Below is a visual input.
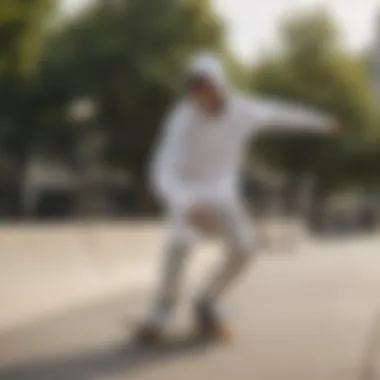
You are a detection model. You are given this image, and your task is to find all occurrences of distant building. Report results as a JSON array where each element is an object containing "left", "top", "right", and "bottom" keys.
[
  {"left": 22, "top": 154, "right": 133, "bottom": 220},
  {"left": 22, "top": 156, "right": 77, "bottom": 219}
]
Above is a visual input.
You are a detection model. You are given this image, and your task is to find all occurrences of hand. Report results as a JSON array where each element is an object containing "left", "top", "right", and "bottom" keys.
[
  {"left": 329, "top": 118, "right": 343, "bottom": 138},
  {"left": 187, "top": 205, "right": 217, "bottom": 233}
]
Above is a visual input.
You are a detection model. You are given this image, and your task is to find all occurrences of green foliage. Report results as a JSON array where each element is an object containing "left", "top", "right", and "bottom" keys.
[
  {"left": 0, "top": 0, "right": 55, "bottom": 164},
  {"left": 0, "top": 0, "right": 54, "bottom": 79},
  {"left": 251, "top": 8, "right": 380, "bottom": 188},
  {"left": 36, "top": 0, "right": 227, "bottom": 178}
]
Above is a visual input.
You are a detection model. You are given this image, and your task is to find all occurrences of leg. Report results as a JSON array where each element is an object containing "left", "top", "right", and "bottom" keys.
[
  {"left": 194, "top": 203, "right": 255, "bottom": 340},
  {"left": 135, "top": 218, "right": 196, "bottom": 343},
  {"left": 198, "top": 203, "right": 254, "bottom": 303},
  {"left": 149, "top": 236, "right": 192, "bottom": 327}
]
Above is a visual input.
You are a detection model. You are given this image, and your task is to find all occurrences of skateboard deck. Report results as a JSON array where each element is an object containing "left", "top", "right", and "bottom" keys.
[{"left": 130, "top": 322, "right": 234, "bottom": 347}]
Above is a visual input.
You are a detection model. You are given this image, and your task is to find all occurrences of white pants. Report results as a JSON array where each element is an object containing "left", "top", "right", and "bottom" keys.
[{"left": 152, "top": 200, "right": 255, "bottom": 324}]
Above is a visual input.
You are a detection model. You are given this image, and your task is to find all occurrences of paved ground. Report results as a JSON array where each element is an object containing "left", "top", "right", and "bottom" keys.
[{"left": 1, "top": 223, "right": 380, "bottom": 380}]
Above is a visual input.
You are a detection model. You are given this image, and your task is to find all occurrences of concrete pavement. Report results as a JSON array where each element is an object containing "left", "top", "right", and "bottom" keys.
[{"left": 0, "top": 222, "right": 380, "bottom": 380}]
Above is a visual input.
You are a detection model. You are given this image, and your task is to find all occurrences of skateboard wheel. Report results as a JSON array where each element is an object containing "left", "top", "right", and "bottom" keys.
[{"left": 133, "top": 326, "right": 165, "bottom": 345}]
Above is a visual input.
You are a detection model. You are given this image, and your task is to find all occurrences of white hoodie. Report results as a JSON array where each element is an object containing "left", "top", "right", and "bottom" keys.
[{"left": 150, "top": 53, "right": 331, "bottom": 215}]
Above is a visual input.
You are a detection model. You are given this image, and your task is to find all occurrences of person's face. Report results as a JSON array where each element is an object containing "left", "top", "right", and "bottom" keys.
[{"left": 187, "top": 78, "right": 221, "bottom": 113}]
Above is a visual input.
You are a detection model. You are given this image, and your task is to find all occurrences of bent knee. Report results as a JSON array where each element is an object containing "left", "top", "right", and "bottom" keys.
[{"left": 228, "top": 238, "right": 253, "bottom": 265}]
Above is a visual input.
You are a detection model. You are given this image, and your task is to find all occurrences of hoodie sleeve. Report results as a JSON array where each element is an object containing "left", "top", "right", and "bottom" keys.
[
  {"left": 150, "top": 105, "right": 193, "bottom": 213},
  {"left": 246, "top": 97, "right": 333, "bottom": 135}
]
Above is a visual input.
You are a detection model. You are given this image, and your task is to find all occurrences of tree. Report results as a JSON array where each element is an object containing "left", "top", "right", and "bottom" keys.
[
  {"left": 0, "top": 0, "right": 55, "bottom": 216},
  {"left": 0, "top": 0, "right": 55, "bottom": 157},
  {"left": 34, "top": 0, "right": 228, "bottom": 209},
  {"left": 251, "top": 9, "right": 379, "bottom": 190},
  {"left": 0, "top": 0, "right": 54, "bottom": 79}
]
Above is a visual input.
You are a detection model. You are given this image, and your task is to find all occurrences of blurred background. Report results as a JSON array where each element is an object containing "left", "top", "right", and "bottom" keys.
[
  {"left": 0, "top": 0, "right": 379, "bottom": 232},
  {"left": 1, "top": 1, "right": 380, "bottom": 379}
]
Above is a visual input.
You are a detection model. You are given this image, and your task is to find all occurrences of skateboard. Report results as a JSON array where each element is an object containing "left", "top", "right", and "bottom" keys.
[{"left": 131, "top": 322, "right": 234, "bottom": 347}]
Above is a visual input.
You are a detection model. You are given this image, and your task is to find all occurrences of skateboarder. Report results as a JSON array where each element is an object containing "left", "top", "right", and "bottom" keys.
[{"left": 136, "top": 52, "right": 338, "bottom": 343}]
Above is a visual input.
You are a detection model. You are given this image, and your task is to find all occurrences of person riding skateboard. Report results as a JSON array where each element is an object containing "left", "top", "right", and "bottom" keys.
[{"left": 136, "top": 52, "right": 338, "bottom": 344}]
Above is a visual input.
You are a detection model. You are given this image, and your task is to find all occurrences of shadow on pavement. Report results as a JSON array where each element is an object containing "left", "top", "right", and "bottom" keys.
[
  {"left": 0, "top": 338, "right": 213, "bottom": 380},
  {"left": 0, "top": 288, "right": 216, "bottom": 380}
]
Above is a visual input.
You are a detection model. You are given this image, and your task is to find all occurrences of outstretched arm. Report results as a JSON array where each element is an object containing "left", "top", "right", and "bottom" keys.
[{"left": 249, "top": 97, "right": 337, "bottom": 135}]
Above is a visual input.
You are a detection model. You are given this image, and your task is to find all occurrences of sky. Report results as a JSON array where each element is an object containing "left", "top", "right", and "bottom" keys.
[{"left": 61, "top": 0, "right": 380, "bottom": 62}]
